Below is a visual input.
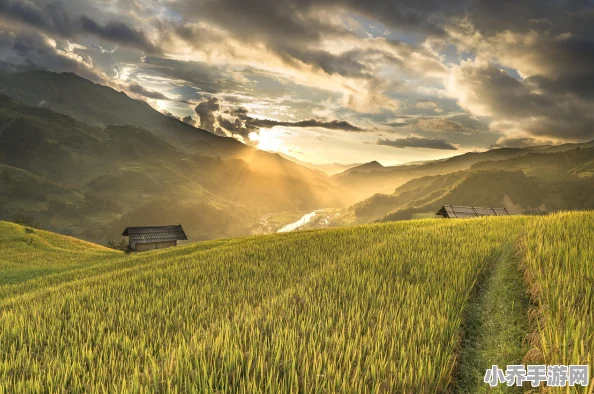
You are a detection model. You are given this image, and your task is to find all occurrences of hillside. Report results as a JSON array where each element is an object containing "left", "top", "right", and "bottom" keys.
[
  {"left": 0, "top": 70, "right": 239, "bottom": 154},
  {"left": 332, "top": 142, "right": 594, "bottom": 200},
  {"left": 1, "top": 212, "right": 593, "bottom": 392},
  {"left": 339, "top": 146, "right": 594, "bottom": 224},
  {"left": 0, "top": 95, "right": 351, "bottom": 242},
  {"left": 0, "top": 70, "right": 343, "bottom": 185}
]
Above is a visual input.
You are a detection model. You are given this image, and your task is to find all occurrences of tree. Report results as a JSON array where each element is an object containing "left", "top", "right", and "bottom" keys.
[
  {"left": 106, "top": 239, "right": 130, "bottom": 252},
  {"left": 11, "top": 214, "right": 45, "bottom": 229}
]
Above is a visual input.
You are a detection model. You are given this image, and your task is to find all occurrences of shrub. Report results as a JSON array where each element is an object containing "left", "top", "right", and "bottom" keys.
[{"left": 106, "top": 239, "right": 130, "bottom": 252}]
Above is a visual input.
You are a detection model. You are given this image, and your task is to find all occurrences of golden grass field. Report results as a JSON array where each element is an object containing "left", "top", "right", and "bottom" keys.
[{"left": 0, "top": 212, "right": 592, "bottom": 393}]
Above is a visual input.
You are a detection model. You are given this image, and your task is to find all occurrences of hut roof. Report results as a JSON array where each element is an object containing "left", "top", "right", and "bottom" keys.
[
  {"left": 436, "top": 205, "right": 509, "bottom": 218},
  {"left": 122, "top": 225, "right": 188, "bottom": 244}
]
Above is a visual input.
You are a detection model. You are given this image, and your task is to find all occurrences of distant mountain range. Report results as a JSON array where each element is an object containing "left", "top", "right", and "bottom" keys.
[
  {"left": 338, "top": 160, "right": 385, "bottom": 176},
  {"left": 331, "top": 142, "right": 594, "bottom": 200},
  {"left": 337, "top": 144, "right": 594, "bottom": 224},
  {"left": 2, "top": 69, "right": 593, "bottom": 243}
]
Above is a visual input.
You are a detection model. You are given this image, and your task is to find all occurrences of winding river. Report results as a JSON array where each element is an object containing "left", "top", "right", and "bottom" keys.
[{"left": 277, "top": 211, "right": 318, "bottom": 233}]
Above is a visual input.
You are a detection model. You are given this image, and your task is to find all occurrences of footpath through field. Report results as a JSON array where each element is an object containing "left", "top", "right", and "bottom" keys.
[{"left": 453, "top": 242, "right": 530, "bottom": 393}]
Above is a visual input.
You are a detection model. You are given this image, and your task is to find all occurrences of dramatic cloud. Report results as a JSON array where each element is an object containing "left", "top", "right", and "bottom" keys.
[
  {"left": 128, "top": 83, "right": 170, "bottom": 100},
  {"left": 491, "top": 137, "right": 556, "bottom": 149},
  {"left": 0, "top": 28, "right": 105, "bottom": 82},
  {"left": 182, "top": 115, "right": 196, "bottom": 126},
  {"left": 0, "top": 0, "right": 157, "bottom": 52},
  {"left": 0, "top": 0, "right": 73, "bottom": 36},
  {"left": 1, "top": 0, "right": 594, "bottom": 163},
  {"left": 245, "top": 118, "right": 363, "bottom": 132},
  {"left": 415, "top": 117, "right": 471, "bottom": 133},
  {"left": 79, "top": 16, "right": 159, "bottom": 54},
  {"left": 194, "top": 97, "right": 220, "bottom": 132},
  {"left": 161, "top": 110, "right": 180, "bottom": 120},
  {"left": 217, "top": 115, "right": 250, "bottom": 139},
  {"left": 377, "top": 137, "right": 458, "bottom": 150},
  {"left": 447, "top": 60, "right": 594, "bottom": 142}
]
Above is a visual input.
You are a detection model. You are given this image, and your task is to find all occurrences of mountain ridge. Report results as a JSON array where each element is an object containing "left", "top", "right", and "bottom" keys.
[{"left": 0, "top": 93, "right": 352, "bottom": 242}]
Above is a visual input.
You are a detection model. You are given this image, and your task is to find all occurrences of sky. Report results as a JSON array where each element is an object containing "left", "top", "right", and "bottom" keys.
[{"left": 1, "top": 0, "right": 594, "bottom": 165}]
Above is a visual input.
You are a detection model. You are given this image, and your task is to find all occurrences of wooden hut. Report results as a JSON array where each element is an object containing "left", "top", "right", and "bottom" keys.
[
  {"left": 122, "top": 225, "right": 188, "bottom": 251},
  {"left": 436, "top": 205, "right": 509, "bottom": 218}
]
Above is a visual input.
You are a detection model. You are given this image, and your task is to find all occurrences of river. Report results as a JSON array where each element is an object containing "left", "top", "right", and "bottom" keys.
[{"left": 277, "top": 211, "right": 319, "bottom": 233}]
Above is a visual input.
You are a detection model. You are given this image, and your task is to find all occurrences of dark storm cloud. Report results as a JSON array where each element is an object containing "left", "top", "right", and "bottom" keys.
[
  {"left": 0, "top": 0, "right": 73, "bottom": 36},
  {"left": 128, "top": 83, "right": 170, "bottom": 100},
  {"left": 175, "top": 0, "right": 447, "bottom": 45},
  {"left": 218, "top": 115, "right": 251, "bottom": 139},
  {"left": 246, "top": 118, "right": 364, "bottom": 132},
  {"left": 222, "top": 105, "right": 364, "bottom": 132},
  {"left": 452, "top": 62, "right": 594, "bottom": 141},
  {"left": 182, "top": 115, "right": 196, "bottom": 126},
  {"left": 0, "top": 28, "right": 104, "bottom": 82},
  {"left": 0, "top": 0, "right": 157, "bottom": 52},
  {"left": 463, "top": 0, "right": 594, "bottom": 36},
  {"left": 175, "top": 0, "right": 344, "bottom": 48},
  {"left": 169, "top": 0, "right": 444, "bottom": 99},
  {"left": 515, "top": 36, "right": 594, "bottom": 99},
  {"left": 79, "top": 16, "right": 159, "bottom": 54},
  {"left": 194, "top": 97, "right": 220, "bottom": 132},
  {"left": 3, "top": 0, "right": 594, "bottom": 149},
  {"left": 377, "top": 137, "right": 457, "bottom": 150},
  {"left": 280, "top": 47, "right": 400, "bottom": 79}
]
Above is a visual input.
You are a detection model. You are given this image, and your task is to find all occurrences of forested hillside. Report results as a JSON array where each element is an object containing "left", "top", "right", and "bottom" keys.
[
  {"left": 339, "top": 146, "right": 594, "bottom": 224},
  {"left": 0, "top": 93, "right": 350, "bottom": 242}
]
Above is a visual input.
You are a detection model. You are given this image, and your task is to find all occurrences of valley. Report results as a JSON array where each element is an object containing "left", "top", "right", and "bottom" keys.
[{"left": 2, "top": 70, "right": 594, "bottom": 247}]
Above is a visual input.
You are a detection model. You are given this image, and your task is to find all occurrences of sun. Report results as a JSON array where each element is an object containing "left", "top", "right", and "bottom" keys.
[{"left": 250, "top": 128, "right": 287, "bottom": 153}]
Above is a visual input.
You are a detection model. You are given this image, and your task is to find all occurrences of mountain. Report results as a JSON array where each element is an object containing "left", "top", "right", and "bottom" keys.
[
  {"left": 0, "top": 94, "right": 351, "bottom": 242},
  {"left": 337, "top": 145, "right": 594, "bottom": 224},
  {"left": 0, "top": 70, "right": 345, "bottom": 188},
  {"left": 4, "top": 69, "right": 593, "bottom": 242},
  {"left": 0, "top": 70, "right": 240, "bottom": 155},
  {"left": 277, "top": 153, "right": 364, "bottom": 175},
  {"left": 338, "top": 160, "right": 385, "bottom": 175},
  {"left": 332, "top": 143, "right": 594, "bottom": 200}
]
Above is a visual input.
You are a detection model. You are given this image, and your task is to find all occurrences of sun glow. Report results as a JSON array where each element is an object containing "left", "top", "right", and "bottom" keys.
[{"left": 250, "top": 128, "right": 287, "bottom": 153}]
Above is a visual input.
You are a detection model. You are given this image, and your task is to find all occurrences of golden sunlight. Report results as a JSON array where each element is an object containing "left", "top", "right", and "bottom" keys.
[{"left": 250, "top": 128, "right": 287, "bottom": 153}]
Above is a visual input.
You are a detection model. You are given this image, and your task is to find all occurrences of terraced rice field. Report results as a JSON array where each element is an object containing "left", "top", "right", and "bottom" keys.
[{"left": 0, "top": 212, "right": 592, "bottom": 392}]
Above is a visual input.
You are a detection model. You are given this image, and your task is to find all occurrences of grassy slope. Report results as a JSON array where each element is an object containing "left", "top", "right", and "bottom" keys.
[
  {"left": 1, "top": 213, "right": 593, "bottom": 392},
  {"left": 0, "top": 222, "right": 118, "bottom": 288}
]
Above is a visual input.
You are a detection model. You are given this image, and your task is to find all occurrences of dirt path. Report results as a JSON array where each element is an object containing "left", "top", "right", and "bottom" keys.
[{"left": 453, "top": 242, "right": 530, "bottom": 393}]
